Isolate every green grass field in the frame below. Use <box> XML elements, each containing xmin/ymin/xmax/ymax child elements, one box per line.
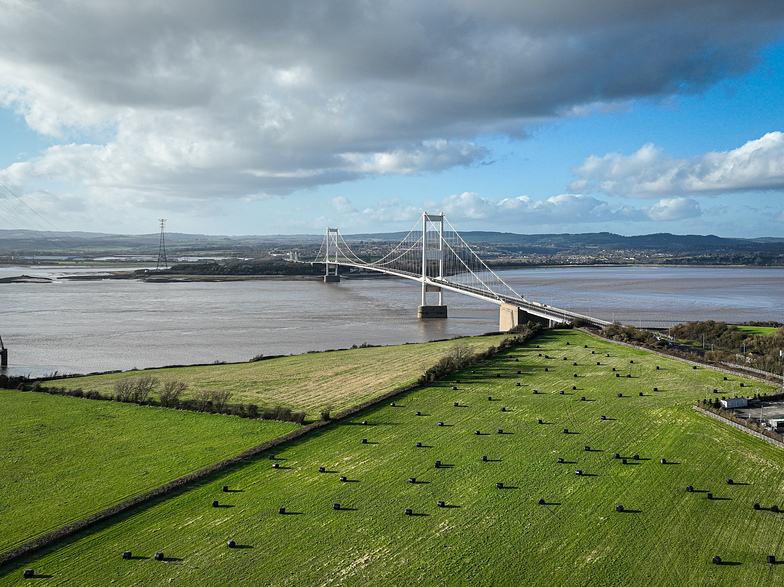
<box><xmin>60</xmin><ymin>336</ymin><xmax>509</xmax><ymax>415</ymax></box>
<box><xmin>737</xmin><ymin>326</ymin><xmax>779</xmax><ymax>336</ymax></box>
<box><xmin>0</xmin><ymin>391</ymin><xmax>297</xmax><ymax>553</ymax></box>
<box><xmin>3</xmin><ymin>330</ymin><xmax>783</xmax><ymax>585</ymax></box>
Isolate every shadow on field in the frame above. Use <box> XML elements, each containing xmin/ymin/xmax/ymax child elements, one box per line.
<box><xmin>233</xmin><ymin>544</ymin><xmax>254</xmax><ymax>549</ymax></box>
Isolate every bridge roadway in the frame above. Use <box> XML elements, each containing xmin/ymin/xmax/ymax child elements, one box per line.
<box><xmin>330</xmin><ymin>261</ymin><xmax>612</xmax><ymax>330</ymax></box>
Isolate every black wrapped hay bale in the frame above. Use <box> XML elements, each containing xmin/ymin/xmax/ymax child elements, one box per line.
<box><xmin>497</xmin><ymin>429</ymin><xmax>504</xmax><ymax>434</ymax></box>
<box><xmin>533</xmin><ymin>389</ymin><xmax>538</xmax><ymax>394</ymax></box>
<box><xmin>453</xmin><ymin>402</ymin><xmax>459</xmax><ymax>407</ymax></box>
<box><xmin>614</xmin><ymin>453</ymin><xmax>620</xmax><ymax>459</ymax></box>
<box><xmin>727</xmin><ymin>478</ymin><xmax>733</xmax><ymax>485</ymax></box>
<box><xmin>497</xmin><ymin>373</ymin><xmax>501</xmax><ymax>378</ymax></box>
<box><xmin>563</xmin><ymin>428</ymin><xmax>569</xmax><ymax>434</ymax></box>
<box><xmin>415</xmin><ymin>411</ymin><xmax>421</xmax><ymax>416</ymax></box>
<box><xmin>517</xmin><ymin>370</ymin><xmax>522</xmax><ymax>374</ymax></box>
<box><xmin>772</xmin><ymin>505</ymin><xmax>780</xmax><ymax>513</ymax></box>
<box><xmin>361</xmin><ymin>438</ymin><xmax>367</xmax><ymax>444</ymax></box>
<box><xmin>390</xmin><ymin>402</ymin><xmax>395</xmax><ymax>406</ymax></box>
<box><xmin>435</xmin><ymin>460</ymin><xmax>441</xmax><ymax>468</ymax></box>
<box><xmin>24</xmin><ymin>569</ymin><xmax>34</xmax><ymax>578</ymax></box>
<box><xmin>580</xmin><ymin>396</ymin><xmax>586</xmax><ymax>401</ymax></box>
<box><xmin>639</xmin><ymin>392</ymin><xmax>643</xmax><ymax>396</ymax></box>
<box><xmin>693</xmin><ymin>365</ymin><xmax>698</xmax><ymax>370</ymax></box>
<box><xmin>501</xmin><ymin>407</ymin><xmax>506</xmax><ymax>412</ymax></box>
<box><xmin>516</xmin><ymin>382</ymin><xmax>521</xmax><ymax>387</ymax></box>
<box><xmin>601</xmin><ymin>415</ymin><xmax>606</xmax><ymax>421</ymax></box>
<box><xmin>362</xmin><ymin>420</ymin><xmax>367</xmax><ymax>425</ymax></box>
<box><xmin>222</xmin><ymin>485</ymin><xmax>229</xmax><ymax>492</ymax></box>
<box><xmin>538</xmin><ymin>498</ymin><xmax>545</xmax><ymax>505</ymax></box>
<box><xmin>656</xmin><ymin>365</ymin><xmax>659</xmax><ymax>370</ymax></box>
<box><xmin>333</xmin><ymin>503</ymin><xmax>340</xmax><ymax>510</ymax></box>
<box><xmin>617</xmin><ymin>393</ymin><xmax>623</xmax><ymax>398</ymax></box>
<box><xmin>686</xmin><ymin>485</ymin><xmax>693</xmax><ymax>492</ymax></box>
<box><xmin>573</xmin><ymin>373</ymin><xmax>578</xmax><ymax>378</ymax></box>
<box><xmin>272</xmin><ymin>462</ymin><xmax>279</xmax><ymax>469</ymax></box>
<box><xmin>228</xmin><ymin>539</ymin><xmax>236</xmax><ymax>548</ymax></box>
<box><xmin>572</xmin><ymin>385</ymin><xmax>577</xmax><ymax>390</ymax></box>
<box><xmin>416</xmin><ymin>442</ymin><xmax>422</xmax><ymax>447</ymax></box>
<box><xmin>707</xmin><ymin>493</ymin><xmax>713</xmax><ymax>500</ymax></box>
<box><xmin>544</xmin><ymin>367</ymin><xmax>548</xmax><ymax>372</ymax></box>
<box><xmin>622</xmin><ymin>458</ymin><xmax>627</xmax><ymax>464</ymax></box>
<box><xmin>712</xmin><ymin>556</ymin><xmax>721</xmax><ymax>565</ymax></box>
<box><xmin>576</xmin><ymin>470</ymin><xmax>583</xmax><ymax>476</ymax></box>
<box><xmin>584</xmin><ymin>446</ymin><xmax>590</xmax><ymax>451</ymax></box>
<box><xmin>597</xmin><ymin>362</ymin><xmax>601</xmax><ymax>366</ymax></box>
<box><xmin>616</xmin><ymin>373</ymin><xmax>620</xmax><ymax>378</ymax></box>
<box><xmin>559</xmin><ymin>390</ymin><xmax>565</xmax><ymax>394</ymax></box>
<box><xmin>319</xmin><ymin>466</ymin><xmax>326</xmax><ymax>473</ymax></box>
<box><xmin>452</xmin><ymin>386</ymin><xmax>457</xmax><ymax>390</ymax></box>
<box><xmin>497</xmin><ymin>482</ymin><xmax>504</xmax><ymax>489</ymax></box>
<box><xmin>488</xmin><ymin>396</ymin><xmax>492</xmax><ymax>401</ymax></box>
<box><xmin>409</xmin><ymin>477</ymin><xmax>416</xmax><ymax>483</ymax></box>
<box><xmin>538</xmin><ymin>418</ymin><xmax>542</xmax><ymax>424</ymax></box>
<box><xmin>768</xmin><ymin>555</ymin><xmax>776</xmax><ymax>564</ymax></box>
<box><xmin>557</xmin><ymin>457</ymin><xmax>564</xmax><ymax>463</ymax></box>
<box><xmin>627</xmin><ymin>374</ymin><xmax>631</xmax><ymax>378</ymax></box>
<box><xmin>122</xmin><ymin>551</ymin><xmax>132</xmax><ymax>560</ymax></box>
<box><xmin>616</xmin><ymin>505</ymin><xmax>624</xmax><ymax>512</ymax></box>
<box><xmin>563</xmin><ymin>356</ymin><xmax>567</xmax><ymax>360</ymax></box>
<box><xmin>405</xmin><ymin>508</ymin><xmax>413</xmax><ymax>515</ymax></box>
<box><xmin>340</xmin><ymin>476</ymin><xmax>347</xmax><ymax>482</ymax></box>
<box><xmin>612</xmin><ymin>367</ymin><xmax>616</xmax><ymax>372</ymax></box>
<box><xmin>753</xmin><ymin>502</ymin><xmax>760</xmax><ymax>510</ymax></box>
<box><xmin>437</xmin><ymin>500</ymin><xmax>445</xmax><ymax>507</ymax></box>
<box><xmin>633</xmin><ymin>454</ymin><xmax>640</xmax><ymax>460</ymax></box>
<box><xmin>212</xmin><ymin>500</ymin><xmax>220</xmax><ymax>507</ymax></box>
<box><xmin>279</xmin><ymin>507</ymin><xmax>286</xmax><ymax>514</ymax></box>
<box><xmin>456</xmin><ymin>380</ymin><xmax>460</xmax><ymax>383</ymax></box>
<box><xmin>268</xmin><ymin>454</ymin><xmax>275</xmax><ymax>460</ymax></box>
<box><xmin>660</xmin><ymin>458</ymin><xmax>666</xmax><ymax>464</ymax></box>
<box><xmin>154</xmin><ymin>552</ymin><xmax>164</xmax><ymax>561</ymax></box>
<box><xmin>653</xmin><ymin>387</ymin><xmax>658</xmax><ymax>392</ymax></box>
<box><xmin>482</xmin><ymin>455</ymin><xmax>488</xmax><ymax>462</ymax></box>
<box><xmin>438</xmin><ymin>421</ymin><xmax>444</xmax><ymax>426</ymax></box>
<box><xmin>475</xmin><ymin>430</ymin><xmax>481</xmax><ymax>435</ymax></box>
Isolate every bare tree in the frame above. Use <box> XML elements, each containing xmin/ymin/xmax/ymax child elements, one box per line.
<box><xmin>159</xmin><ymin>380</ymin><xmax>187</xmax><ymax>408</ymax></box>
<box><xmin>131</xmin><ymin>375</ymin><xmax>159</xmax><ymax>404</ymax></box>
<box><xmin>211</xmin><ymin>390</ymin><xmax>233</xmax><ymax>414</ymax></box>
<box><xmin>114</xmin><ymin>379</ymin><xmax>135</xmax><ymax>402</ymax></box>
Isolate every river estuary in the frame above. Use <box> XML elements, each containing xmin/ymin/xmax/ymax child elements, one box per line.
<box><xmin>1</xmin><ymin>265</ymin><xmax>781</xmax><ymax>377</ymax></box>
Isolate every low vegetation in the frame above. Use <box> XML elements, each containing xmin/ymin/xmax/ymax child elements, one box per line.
<box><xmin>4</xmin><ymin>330</ymin><xmax>782</xmax><ymax>585</ymax></box>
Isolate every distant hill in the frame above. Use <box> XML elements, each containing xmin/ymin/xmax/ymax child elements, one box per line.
<box><xmin>1</xmin><ymin>229</ymin><xmax>782</xmax><ymax>266</ymax></box>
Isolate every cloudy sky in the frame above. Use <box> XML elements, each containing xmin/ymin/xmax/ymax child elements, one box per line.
<box><xmin>1</xmin><ymin>0</ymin><xmax>783</xmax><ymax>237</ymax></box>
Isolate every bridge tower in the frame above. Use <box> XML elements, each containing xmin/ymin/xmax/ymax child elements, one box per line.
<box><xmin>323</xmin><ymin>227</ymin><xmax>341</xmax><ymax>282</ymax></box>
<box><xmin>418</xmin><ymin>212</ymin><xmax>447</xmax><ymax>319</ymax></box>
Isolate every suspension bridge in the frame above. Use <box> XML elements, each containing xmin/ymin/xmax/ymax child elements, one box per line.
<box><xmin>312</xmin><ymin>212</ymin><xmax>611</xmax><ymax>332</ymax></box>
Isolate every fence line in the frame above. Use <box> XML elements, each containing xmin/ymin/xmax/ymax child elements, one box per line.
<box><xmin>693</xmin><ymin>406</ymin><xmax>784</xmax><ymax>450</ymax></box>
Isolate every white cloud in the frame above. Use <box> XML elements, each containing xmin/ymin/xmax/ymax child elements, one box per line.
<box><xmin>571</xmin><ymin>132</ymin><xmax>784</xmax><ymax>198</ymax></box>
<box><xmin>0</xmin><ymin>0</ymin><xmax>783</xmax><ymax>213</ymax></box>
<box><xmin>431</xmin><ymin>192</ymin><xmax>701</xmax><ymax>227</ymax></box>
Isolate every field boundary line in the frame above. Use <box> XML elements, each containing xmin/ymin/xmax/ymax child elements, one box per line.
<box><xmin>693</xmin><ymin>406</ymin><xmax>784</xmax><ymax>449</ymax></box>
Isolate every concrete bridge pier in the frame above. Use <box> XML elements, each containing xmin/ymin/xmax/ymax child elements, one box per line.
<box><xmin>418</xmin><ymin>305</ymin><xmax>448</xmax><ymax>319</ymax></box>
<box><xmin>499</xmin><ymin>303</ymin><xmax>553</xmax><ymax>332</ymax></box>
